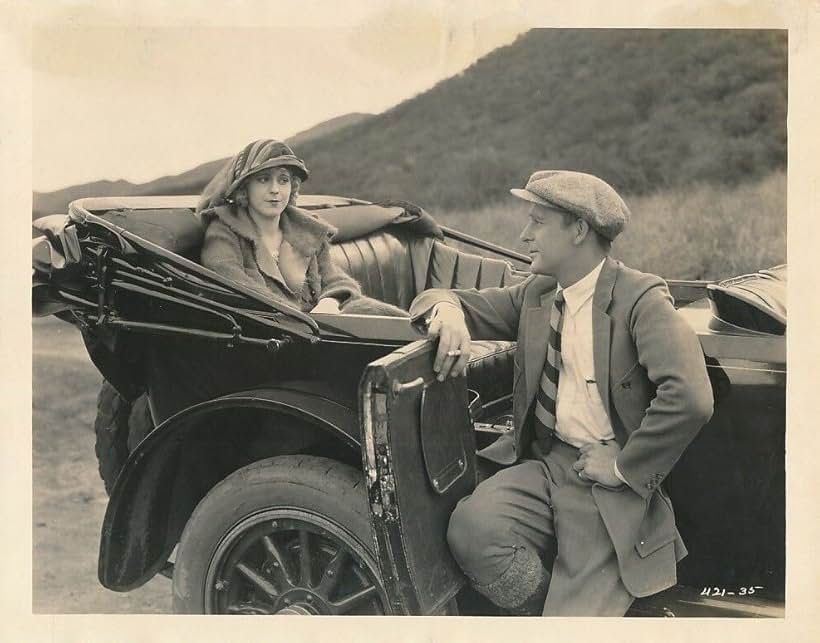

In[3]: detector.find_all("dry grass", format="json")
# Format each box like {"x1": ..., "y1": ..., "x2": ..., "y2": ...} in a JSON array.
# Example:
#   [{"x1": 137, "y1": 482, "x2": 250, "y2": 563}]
[
  {"x1": 32, "y1": 317, "x2": 101, "y2": 430},
  {"x1": 32, "y1": 317, "x2": 170, "y2": 612},
  {"x1": 433, "y1": 171, "x2": 786, "y2": 281},
  {"x1": 31, "y1": 317, "x2": 103, "y2": 521}
]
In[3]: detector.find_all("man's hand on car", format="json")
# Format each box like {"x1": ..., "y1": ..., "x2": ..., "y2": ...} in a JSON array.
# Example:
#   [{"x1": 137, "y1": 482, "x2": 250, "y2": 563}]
[
  {"x1": 427, "y1": 302, "x2": 472, "y2": 381},
  {"x1": 573, "y1": 440, "x2": 623, "y2": 487}
]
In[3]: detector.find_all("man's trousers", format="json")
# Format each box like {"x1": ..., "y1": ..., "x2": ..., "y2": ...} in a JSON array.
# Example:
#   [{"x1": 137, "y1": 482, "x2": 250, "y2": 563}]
[{"x1": 447, "y1": 440, "x2": 635, "y2": 616}]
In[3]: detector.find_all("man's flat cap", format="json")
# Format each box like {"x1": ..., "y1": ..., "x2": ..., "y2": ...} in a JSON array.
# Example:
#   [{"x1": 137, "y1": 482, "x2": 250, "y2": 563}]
[{"x1": 510, "y1": 170, "x2": 630, "y2": 240}]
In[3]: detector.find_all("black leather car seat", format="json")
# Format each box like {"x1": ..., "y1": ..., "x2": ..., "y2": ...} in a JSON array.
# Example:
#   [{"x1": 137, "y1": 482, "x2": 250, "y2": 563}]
[{"x1": 328, "y1": 230, "x2": 523, "y2": 309}]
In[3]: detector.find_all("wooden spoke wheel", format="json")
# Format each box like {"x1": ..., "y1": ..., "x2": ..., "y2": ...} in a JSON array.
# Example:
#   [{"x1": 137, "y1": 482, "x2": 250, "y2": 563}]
[{"x1": 172, "y1": 455, "x2": 388, "y2": 615}]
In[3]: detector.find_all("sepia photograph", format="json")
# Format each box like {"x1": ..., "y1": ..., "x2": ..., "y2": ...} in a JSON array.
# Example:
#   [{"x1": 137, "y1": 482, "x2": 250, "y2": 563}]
[{"x1": 4, "y1": 0, "x2": 819, "y2": 640}]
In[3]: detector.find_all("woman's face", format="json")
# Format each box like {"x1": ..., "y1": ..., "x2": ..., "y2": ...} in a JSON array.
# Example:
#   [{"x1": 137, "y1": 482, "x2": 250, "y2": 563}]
[{"x1": 245, "y1": 167, "x2": 292, "y2": 219}]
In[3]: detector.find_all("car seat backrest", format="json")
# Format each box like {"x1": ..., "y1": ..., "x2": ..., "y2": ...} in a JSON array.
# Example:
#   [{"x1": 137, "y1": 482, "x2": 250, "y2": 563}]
[
  {"x1": 423, "y1": 239, "x2": 524, "y2": 291},
  {"x1": 329, "y1": 230, "x2": 525, "y2": 310},
  {"x1": 329, "y1": 232, "x2": 418, "y2": 310}
]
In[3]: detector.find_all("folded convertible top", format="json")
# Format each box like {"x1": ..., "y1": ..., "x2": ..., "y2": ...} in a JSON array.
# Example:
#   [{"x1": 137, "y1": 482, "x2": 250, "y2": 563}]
[{"x1": 707, "y1": 265, "x2": 786, "y2": 335}]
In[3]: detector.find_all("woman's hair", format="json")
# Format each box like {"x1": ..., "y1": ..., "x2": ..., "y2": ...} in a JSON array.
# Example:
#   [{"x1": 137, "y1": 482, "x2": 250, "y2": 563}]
[{"x1": 232, "y1": 166, "x2": 302, "y2": 209}]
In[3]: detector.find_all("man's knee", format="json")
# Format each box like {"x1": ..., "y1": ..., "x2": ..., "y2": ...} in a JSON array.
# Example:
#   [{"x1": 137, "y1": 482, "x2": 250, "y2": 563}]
[
  {"x1": 449, "y1": 499, "x2": 551, "y2": 613},
  {"x1": 447, "y1": 495, "x2": 504, "y2": 570}
]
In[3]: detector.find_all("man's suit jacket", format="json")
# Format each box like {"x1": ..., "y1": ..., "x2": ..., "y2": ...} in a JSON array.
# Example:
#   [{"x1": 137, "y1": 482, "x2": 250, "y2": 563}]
[{"x1": 409, "y1": 256, "x2": 714, "y2": 597}]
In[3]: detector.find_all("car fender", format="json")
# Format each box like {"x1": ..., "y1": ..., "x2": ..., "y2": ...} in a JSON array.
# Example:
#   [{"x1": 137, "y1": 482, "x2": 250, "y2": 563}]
[{"x1": 98, "y1": 387, "x2": 360, "y2": 592}]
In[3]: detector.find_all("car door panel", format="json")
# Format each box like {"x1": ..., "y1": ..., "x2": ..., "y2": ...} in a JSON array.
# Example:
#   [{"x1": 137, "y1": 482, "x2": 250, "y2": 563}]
[{"x1": 360, "y1": 339, "x2": 477, "y2": 615}]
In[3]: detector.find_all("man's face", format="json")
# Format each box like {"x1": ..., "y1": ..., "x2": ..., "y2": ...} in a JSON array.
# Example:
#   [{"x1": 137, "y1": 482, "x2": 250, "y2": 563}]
[{"x1": 519, "y1": 203, "x2": 577, "y2": 276}]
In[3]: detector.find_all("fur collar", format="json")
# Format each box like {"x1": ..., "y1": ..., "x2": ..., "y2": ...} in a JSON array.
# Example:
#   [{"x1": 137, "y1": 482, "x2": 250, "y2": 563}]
[{"x1": 199, "y1": 204, "x2": 338, "y2": 256}]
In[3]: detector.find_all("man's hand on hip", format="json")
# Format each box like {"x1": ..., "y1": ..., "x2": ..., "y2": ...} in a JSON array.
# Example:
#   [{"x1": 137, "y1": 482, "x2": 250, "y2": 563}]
[
  {"x1": 573, "y1": 440, "x2": 623, "y2": 487},
  {"x1": 427, "y1": 302, "x2": 472, "y2": 381}
]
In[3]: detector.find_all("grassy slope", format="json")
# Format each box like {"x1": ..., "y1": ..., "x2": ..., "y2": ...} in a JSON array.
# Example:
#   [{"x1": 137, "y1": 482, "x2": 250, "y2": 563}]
[
  {"x1": 615, "y1": 170, "x2": 786, "y2": 280},
  {"x1": 435, "y1": 170, "x2": 785, "y2": 281},
  {"x1": 298, "y1": 29, "x2": 786, "y2": 211}
]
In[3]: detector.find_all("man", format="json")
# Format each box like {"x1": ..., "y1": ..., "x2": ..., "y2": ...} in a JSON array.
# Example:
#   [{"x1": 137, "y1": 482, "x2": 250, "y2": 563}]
[{"x1": 409, "y1": 170, "x2": 714, "y2": 616}]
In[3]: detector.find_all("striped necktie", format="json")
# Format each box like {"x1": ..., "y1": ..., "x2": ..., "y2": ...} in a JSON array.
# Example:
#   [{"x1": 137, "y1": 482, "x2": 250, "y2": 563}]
[{"x1": 533, "y1": 290, "x2": 565, "y2": 446}]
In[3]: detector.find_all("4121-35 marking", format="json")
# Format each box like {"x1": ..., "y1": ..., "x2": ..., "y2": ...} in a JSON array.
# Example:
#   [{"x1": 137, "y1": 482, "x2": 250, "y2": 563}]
[{"x1": 700, "y1": 586, "x2": 764, "y2": 597}]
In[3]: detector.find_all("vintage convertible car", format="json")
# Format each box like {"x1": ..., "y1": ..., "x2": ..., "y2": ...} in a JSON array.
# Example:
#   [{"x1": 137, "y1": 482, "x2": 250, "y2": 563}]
[{"x1": 32, "y1": 194, "x2": 786, "y2": 617}]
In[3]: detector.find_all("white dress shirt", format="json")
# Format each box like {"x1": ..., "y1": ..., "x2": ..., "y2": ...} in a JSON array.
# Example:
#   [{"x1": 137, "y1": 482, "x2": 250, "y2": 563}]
[
  {"x1": 554, "y1": 260, "x2": 616, "y2": 447},
  {"x1": 553, "y1": 260, "x2": 628, "y2": 485}
]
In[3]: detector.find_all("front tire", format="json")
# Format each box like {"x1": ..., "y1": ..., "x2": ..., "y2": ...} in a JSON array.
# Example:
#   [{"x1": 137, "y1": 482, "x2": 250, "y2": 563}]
[
  {"x1": 94, "y1": 381, "x2": 153, "y2": 494},
  {"x1": 172, "y1": 455, "x2": 388, "y2": 615}
]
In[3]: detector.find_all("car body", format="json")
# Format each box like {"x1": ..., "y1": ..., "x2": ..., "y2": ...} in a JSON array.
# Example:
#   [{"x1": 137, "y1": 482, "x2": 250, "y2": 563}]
[{"x1": 32, "y1": 194, "x2": 786, "y2": 616}]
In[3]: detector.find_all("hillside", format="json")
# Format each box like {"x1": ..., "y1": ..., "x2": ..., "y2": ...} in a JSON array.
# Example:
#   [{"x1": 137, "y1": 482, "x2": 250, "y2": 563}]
[
  {"x1": 298, "y1": 29, "x2": 786, "y2": 209},
  {"x1": 287, "y1": 113, "x2": 373, "y2": 148},
  {"x1": 32, "y1": 112, "x2": 373, "y2": 218},
  {"x1": 34, "y1": 29, "x2": 786, "y2": 216}
]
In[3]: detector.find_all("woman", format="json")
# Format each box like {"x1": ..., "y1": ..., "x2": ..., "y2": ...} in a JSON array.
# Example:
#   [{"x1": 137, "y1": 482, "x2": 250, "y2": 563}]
[{"x1": 196, "y1": 139, "x2": 408, "y2": 316}]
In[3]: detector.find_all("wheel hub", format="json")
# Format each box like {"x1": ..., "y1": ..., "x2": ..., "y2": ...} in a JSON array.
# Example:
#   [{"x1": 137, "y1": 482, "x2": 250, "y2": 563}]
[{"x1": 276, "y1": 588, "x2": 328, "y2": 614}]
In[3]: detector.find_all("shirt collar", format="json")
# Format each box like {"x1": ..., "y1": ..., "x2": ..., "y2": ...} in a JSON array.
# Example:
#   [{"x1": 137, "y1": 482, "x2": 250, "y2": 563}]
[{"x1": 557, "y1": 259, "x2": 605, "y2": 315}]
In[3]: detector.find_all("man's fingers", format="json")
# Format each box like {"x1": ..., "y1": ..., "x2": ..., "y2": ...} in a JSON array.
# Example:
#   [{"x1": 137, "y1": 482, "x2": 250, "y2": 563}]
[
  {"x1": 435, "y1": 326, "x2": 458, "y2": 379},
  {"x1": 453, "y1": 354, "x2": 469, "y2": 378},
  {"x1": 427, "y1": 317, "x2": 442, "y2": 337},
  {"x1": 572, "y1": 460, "x2": 584, "y2": 472},
  {"x1": 432, "y1": 325, "x2": 454, "y2": 374},
  {"x1": 438, "y1": 348, "x2": 461, "y2": 380},
  {"x1": 437, "y1": 357, "x2": 456, "y2": 380},
  {"x1": 432, "y1": 327, "x2": 471, "y2": 380},
  {"x1": 426, "y1": 303, "x2": 471, "y2": 381},
  {"x1": 450, "y1": 339, "x2": 471, "y2": 378},
  {"x1": 428, "y1": 318, "x2": 444, "y2": 372}
]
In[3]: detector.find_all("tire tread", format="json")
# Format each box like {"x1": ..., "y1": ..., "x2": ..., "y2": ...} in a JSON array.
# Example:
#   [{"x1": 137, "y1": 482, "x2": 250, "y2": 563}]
[{"x1": 93, "y1": 380, "x2": 154, "y2": 495}]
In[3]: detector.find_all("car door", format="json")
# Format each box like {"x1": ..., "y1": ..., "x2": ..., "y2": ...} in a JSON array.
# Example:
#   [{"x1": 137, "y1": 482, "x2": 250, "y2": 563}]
[{"x1": 359, "y1": 339, "x2": 477, "y2": 615}]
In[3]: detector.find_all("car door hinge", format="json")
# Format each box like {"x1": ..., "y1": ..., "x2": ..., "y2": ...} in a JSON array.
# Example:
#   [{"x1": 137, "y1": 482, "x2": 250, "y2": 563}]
[{"x1": 374, "y1": 445, "x2": 398, "y2": 522}]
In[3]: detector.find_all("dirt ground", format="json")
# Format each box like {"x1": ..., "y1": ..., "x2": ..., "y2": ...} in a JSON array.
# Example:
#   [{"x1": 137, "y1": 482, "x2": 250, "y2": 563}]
[{"x1": 32, "y1": 317, "x2": 169, "y2": 613}]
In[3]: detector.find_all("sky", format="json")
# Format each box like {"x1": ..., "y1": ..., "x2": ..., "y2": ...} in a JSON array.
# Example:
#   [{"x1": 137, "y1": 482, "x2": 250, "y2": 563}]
[
  {"x1": 25, "y1": 0, "x2": 803, "y2": 193},
  {"x1": 30, "y1": 1, "x2": 530, "y2": 192}
]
